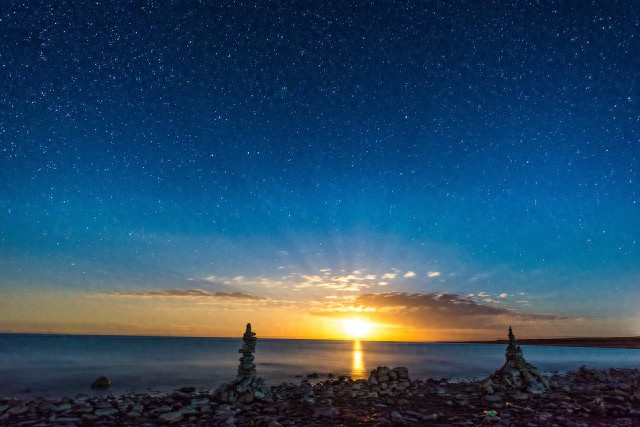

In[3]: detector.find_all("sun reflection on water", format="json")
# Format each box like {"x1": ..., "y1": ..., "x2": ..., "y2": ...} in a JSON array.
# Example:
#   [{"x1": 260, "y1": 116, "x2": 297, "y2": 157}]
[{"x1": 351, "y1": 339, "x2": 367, "y2": 379}]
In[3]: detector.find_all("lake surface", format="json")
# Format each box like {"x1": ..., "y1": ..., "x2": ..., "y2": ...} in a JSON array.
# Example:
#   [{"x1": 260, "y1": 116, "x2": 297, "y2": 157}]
[{"x1": 0, "y1": 334, "x2": 637, "y2": 398}]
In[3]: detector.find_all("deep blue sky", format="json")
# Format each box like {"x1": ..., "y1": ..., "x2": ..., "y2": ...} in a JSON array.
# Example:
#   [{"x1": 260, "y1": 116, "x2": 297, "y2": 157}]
[{"x1": 1, "y1": 1, "x2": 639, "y2": 337}]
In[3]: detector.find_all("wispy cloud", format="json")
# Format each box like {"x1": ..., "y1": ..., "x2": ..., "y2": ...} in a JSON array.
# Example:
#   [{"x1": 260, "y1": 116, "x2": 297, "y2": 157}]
[
  {"x1": 427, "y1": 271, "x2": 441, "y2": 277},
  {"x1": 103, "y1": 289, "x2": 265, "y2": 300},
  {"x1": 403, "y1": 271, "x2": 416, "y2": 278}
]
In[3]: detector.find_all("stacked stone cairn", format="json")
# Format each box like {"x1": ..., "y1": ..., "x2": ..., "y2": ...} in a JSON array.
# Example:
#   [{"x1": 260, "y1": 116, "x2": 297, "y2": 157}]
[
  {"x1": 481, "y1": 326, "x2": 549, "y2": 399},
  {"x1": 213, "y1": 323, "x2": 272, "y2": 404},
  {"x1": 367, "y1": 366, "x2": 411, "y2": 396}
]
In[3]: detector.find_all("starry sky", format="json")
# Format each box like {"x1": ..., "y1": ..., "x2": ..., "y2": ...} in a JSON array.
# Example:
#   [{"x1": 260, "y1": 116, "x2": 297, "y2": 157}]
[{"x1": 1, "y1": 1, "x2": 639, "y2": 340}]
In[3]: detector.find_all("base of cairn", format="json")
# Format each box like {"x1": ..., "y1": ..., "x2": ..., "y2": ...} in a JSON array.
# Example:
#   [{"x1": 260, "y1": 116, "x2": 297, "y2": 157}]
[
  {"x1": 481, "y1": 327, "x2": 549, "y2": 397},
  {"x1": 213, "y1": 375, "x2": 272, "y2": 404}
]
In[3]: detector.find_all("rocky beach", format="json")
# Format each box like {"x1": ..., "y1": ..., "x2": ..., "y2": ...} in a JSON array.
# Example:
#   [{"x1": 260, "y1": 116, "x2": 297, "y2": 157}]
[
  {"x1": 1, "y1": 327, "x2": 638, "y2": 426},
  {"x1": 2, "y1": 366, "x2": 639, "y2": 426}
]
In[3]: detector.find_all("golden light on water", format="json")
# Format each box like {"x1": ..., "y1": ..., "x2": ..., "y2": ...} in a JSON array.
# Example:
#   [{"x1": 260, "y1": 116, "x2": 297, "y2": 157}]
[
  {"x1": 341, "y1": 318, "x2": 373, "y2": 339},
  {"x1": 351, "y1": 339, "x2": 366, "y2": 379}
]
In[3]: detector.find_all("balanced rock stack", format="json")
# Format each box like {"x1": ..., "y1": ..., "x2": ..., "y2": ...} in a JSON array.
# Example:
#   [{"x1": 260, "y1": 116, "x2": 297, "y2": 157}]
[
  {"x1": 237, "y1": 323, "x2": 257, "y2": 380},
  {"x1": 482, "y1": 326, "x2": 549, "y2": 398},
  {"x1": 213, "y1": 323, "x2": 272, "y2": 404},
  {"x1": 367, "y1": 366, "x2": 411, "y2": 395}
]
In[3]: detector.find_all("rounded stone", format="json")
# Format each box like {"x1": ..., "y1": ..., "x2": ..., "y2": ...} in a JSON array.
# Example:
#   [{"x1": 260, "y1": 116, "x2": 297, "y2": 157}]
[{"x1": 91, "y1": 376, "x2": 111, "y2": 389}]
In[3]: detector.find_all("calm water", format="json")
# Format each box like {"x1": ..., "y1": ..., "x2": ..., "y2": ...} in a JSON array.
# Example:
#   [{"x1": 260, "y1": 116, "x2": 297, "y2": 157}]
[{"x1": 0, "y1": 334, "x2": 637, "y2": 398}]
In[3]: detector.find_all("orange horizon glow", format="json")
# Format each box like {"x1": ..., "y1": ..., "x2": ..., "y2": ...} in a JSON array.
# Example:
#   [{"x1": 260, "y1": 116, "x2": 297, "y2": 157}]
[{"x1": 2, "y1": 290, "x2": 638, "y2": 342}]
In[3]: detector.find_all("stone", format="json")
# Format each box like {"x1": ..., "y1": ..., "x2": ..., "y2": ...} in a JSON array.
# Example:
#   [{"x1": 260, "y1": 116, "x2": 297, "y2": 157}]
[
  {"x1": 392, "y1": 367, "x2": 409, "y2": 379},
  {"x1": 513, "y1": 391, "x2": 529, "y2": 400},
  {"x1": 7, "y1": 406, "x2": 28, "y2": 415},
  {"x1": 94, "y1": 408, "x2": 118, "y2": 416},
  {"x1": 237, "y1": 392, "x2": 254, "y2": 403},
  {"x1": 91, "y1": 376, "x2": 111, "y2": 389},
  {"x1": 191, "y1": 398, "x2": 210, "y2": 406},
  {"x1": 56, "y1": 417, "x2": 81, "y2": 423},
  {"x1": 81, "y1": 414, "x2": 99, "y2": 422},
  {"x1": 313, "y1": 407, "x2": 340, "y2": 418},
  {"x1": 150, "y1": 404, "x2": 172, "y2": 414},
  {"x1": 484, "y1": 394, "x2": 503, "y2": 402},
  {"x1": 158, "y1": 411, "x2": 184, "y2": 422},
  {"x1": 53, "y1": 403, "x2": 72, "y2": 412}
]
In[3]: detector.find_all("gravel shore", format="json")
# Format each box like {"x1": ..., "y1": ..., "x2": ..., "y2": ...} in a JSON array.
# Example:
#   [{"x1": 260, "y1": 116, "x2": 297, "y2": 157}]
[{"x1": 1, "y1": 366, "x2": 639, "y2": 426}]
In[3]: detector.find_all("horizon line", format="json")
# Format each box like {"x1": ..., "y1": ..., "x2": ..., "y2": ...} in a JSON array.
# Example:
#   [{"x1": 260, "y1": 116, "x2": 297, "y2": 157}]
[{"x1": 2, "y1": 331, "x2": 639, "y2": 343}]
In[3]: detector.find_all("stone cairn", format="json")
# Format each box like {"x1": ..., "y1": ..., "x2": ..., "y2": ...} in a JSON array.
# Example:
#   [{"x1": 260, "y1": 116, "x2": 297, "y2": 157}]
[
  {"x1": 238, "y1": 323, "x2": 257, "y2": 380},
  {"x1": 213, "y1": 323, "x2": 272, "y2": 403},
  {"x1": 481, "y1": 326, "x2": 549, "y2": 398}
]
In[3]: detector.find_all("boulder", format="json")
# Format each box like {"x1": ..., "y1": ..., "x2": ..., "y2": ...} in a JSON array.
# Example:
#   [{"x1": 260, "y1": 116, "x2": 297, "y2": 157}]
[{"x1": 91, "y1": 376, "x2": 111, "y2": 389}]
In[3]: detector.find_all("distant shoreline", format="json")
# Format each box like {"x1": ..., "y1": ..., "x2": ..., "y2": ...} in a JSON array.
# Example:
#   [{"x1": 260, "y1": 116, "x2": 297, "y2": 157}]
[
  {"x1": 2, "y1": 332, "x2": 640, "y2": 348},
  {"x1": 455, "y1": 336, "x2": 640, "y2": 349}
]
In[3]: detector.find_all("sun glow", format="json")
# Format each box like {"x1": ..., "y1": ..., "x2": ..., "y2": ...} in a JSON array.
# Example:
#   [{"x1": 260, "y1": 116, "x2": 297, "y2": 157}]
[{"x1": 342, "y1": 319, "x2": 373, "y2": 339}]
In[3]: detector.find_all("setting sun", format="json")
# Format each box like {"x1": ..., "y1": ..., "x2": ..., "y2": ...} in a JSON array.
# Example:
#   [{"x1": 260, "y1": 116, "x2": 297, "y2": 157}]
[{"x1": 342, "y1": 319, "x2": 373, "y2": 339}]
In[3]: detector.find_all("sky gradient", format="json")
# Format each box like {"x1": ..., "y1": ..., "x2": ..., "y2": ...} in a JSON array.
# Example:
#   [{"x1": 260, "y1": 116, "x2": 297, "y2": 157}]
[{"x1": 1, "y1": 1, "x2": 639, "y2": 341}]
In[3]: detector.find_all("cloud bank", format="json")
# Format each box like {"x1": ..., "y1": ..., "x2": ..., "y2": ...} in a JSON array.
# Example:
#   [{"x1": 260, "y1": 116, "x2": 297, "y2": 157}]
[{"x1": 313, "y1": 292, "x2": 566, "y2": 329}]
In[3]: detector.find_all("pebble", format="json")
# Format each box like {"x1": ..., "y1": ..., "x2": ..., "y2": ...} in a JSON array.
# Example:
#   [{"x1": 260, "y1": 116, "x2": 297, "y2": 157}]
[
  {"x1": 158, "y1": 411, "x2": 183, "y2": 422},
  {"x1": 94, "y1": 408, "x2": 118, "y2": 416},
  {"x1": 52, "y1": 403, "x2": 72, "y2": 412}
]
